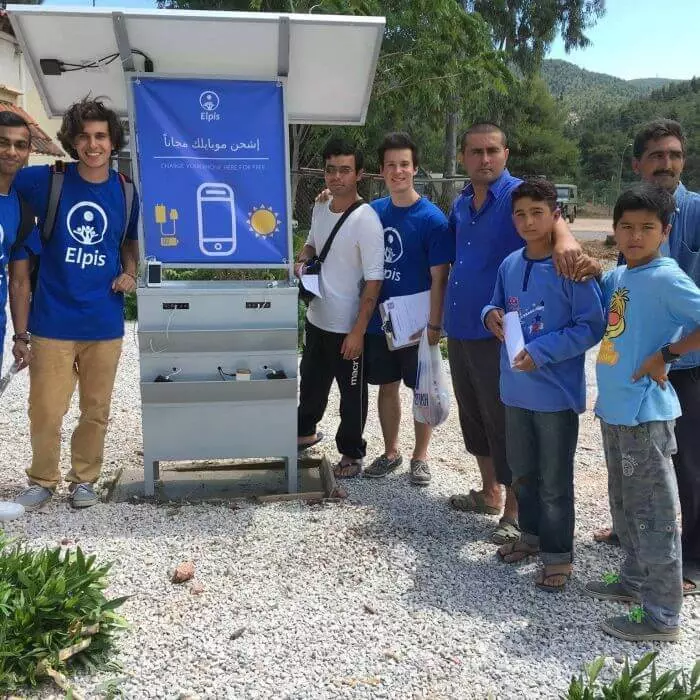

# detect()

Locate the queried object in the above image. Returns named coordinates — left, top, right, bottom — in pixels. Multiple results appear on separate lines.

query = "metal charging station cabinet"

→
left=137, top=282, right=299, bottom=494
left=8, top=6, right=385, bottom=497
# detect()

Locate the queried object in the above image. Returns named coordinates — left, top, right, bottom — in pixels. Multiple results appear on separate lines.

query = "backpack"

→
left=10, top=161, right=137, bottom=289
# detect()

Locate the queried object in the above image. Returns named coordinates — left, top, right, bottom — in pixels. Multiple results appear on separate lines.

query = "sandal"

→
left=535, top=564, right=572, bottom=593
left=449, top=489, right=501, bottom=515
left=492, top=518, right=521, bottom=545
left=683, top=573, right=700, bottom=597
left=593, top=527, right=620, bottom=546
left=497, top=538, right=538, bottom=564
left=298, top=432, right=324, bottom=453
left=333, top=459, right=363, bottom=479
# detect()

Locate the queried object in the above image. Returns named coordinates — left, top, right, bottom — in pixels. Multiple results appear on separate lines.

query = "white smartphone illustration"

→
left=197, top=182, right=236, bottom=256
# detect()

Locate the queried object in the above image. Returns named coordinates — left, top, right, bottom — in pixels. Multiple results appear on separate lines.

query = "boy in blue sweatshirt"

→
left=584, top=183, right=700, bottom=642
left=482, top=179, right=606, bottom=592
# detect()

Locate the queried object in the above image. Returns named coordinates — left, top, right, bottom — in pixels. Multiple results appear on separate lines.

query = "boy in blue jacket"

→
left=584, top=183, right=700, bottom=642
left=482, top=179, right=606, bottom=592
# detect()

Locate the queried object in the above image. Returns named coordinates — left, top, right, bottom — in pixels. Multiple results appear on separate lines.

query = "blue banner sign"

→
left=132, top=78, right=289, bottom=265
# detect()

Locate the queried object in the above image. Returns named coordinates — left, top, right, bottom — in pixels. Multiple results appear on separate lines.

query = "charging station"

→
left=8, top=6, right=384, bottom=497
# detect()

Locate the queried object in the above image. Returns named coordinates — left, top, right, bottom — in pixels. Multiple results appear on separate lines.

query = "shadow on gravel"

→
left=341, top=476, right=638, bottom=668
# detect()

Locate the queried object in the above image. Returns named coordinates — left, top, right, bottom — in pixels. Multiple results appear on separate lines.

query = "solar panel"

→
left=7, top=6, right=385, bottom=124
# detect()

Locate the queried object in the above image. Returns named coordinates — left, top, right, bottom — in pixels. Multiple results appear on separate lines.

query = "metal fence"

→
left=291, top=169, right=468, bottom=230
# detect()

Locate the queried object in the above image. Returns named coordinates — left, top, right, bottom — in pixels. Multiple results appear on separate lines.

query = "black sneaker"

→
left=601, top=608, right=680, bottom=642
left=584, top=575, right=640, bottom=603
left=364, top=453, right=403, bottom=478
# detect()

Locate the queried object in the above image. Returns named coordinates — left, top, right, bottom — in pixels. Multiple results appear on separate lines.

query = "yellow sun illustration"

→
left=247, top=206, right=280, bottom=237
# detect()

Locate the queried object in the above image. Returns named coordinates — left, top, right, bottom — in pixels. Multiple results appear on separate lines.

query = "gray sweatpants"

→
left=601, top=420, right=682, bottom=630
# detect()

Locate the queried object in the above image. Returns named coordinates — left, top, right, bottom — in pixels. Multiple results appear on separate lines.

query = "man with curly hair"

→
left=12, top=97, right=139, bottom=510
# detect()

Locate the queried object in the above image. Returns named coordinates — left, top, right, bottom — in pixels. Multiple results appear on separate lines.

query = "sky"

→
left=547, top=0, right=700, bottom=81
left=41, top=0, right=700, bottom=82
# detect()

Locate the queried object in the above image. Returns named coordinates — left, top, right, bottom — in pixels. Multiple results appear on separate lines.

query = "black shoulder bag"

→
left=299, top=199, right=364, bottom=305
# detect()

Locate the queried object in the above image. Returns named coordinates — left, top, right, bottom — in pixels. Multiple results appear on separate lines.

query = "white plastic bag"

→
left=413, top=328, right=450, bottom=426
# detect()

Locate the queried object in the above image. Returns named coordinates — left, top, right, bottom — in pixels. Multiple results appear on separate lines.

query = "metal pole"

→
left=617, top=142, right=632, bottom=196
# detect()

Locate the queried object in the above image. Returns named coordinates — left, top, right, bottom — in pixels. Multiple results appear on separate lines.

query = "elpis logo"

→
left=199, top=90, right=221, bottom=122
left=384, top=227, right=403, bottom=282
left=64, top=202, right=107, bottom=269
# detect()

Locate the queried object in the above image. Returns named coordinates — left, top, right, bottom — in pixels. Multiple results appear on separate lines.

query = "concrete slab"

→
left=109, top=457, right=331, bottom=504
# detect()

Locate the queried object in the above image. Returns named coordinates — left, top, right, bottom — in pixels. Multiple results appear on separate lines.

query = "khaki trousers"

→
left=27, top=335, right=123, bottom=489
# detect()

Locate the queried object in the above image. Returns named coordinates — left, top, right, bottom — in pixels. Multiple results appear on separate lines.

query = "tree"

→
left=465, top=0, right=606, bottom=76
left=370, top=0, right=510, bottom=183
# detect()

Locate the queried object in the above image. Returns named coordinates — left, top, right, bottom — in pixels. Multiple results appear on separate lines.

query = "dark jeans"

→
left=668, top=366, right=700, bottom=569
left=601, top=420, right=682, bottom=630
left=297, top=320, right=368, bottom=460
left=506, top=406, right=578, bottom=564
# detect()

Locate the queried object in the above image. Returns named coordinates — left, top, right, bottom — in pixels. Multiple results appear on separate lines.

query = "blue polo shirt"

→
left=444, top=169, right=523, bottom=340
left=664, top=182, right=700, bottom=370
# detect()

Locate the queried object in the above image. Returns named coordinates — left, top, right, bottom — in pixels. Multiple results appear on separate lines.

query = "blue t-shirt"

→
left=595, top=257, right=700, bottom=426
left=482, top=249, right=606, bottom=414
left=444, top=170, right=524, bottom=340
left=0, top=187, right=21, bottom=346
left=13, top=164, right=139, bottom=341
left=367, top=196, right=452, bottom=335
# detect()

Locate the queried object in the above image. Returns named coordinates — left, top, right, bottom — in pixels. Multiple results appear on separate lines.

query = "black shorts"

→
left=364, top=333, right=419, bottom=389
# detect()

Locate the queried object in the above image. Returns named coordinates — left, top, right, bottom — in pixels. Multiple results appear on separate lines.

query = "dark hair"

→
left=377, top=131, right=419, bottom=169
left=0, top=111, right=32, bottom=143
left=321, top=137, right=364, bottom=172
left=57, top=97, right=124, bottom=159
left=511, top=178, right=558, bottom=212
left=633, top=119, right=686, bottom=159
left=459, top=122, right=507, bottom=152
left=613, top=182, right=676, bottom=228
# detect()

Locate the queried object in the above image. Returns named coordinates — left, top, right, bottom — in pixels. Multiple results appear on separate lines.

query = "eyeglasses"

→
left=324, top=166, right=354, bottom=176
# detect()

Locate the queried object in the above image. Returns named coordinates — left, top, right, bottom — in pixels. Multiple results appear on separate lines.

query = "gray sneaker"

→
left=584, top=578, right=640, bottom=603
left=69, top=483, right=99, bottom=508
left=601, top=610, right=680, bottom=642
left=409, top=459, right=431, bottom=486
left=15, top=484, right=54, bottom=510
left=364, top=453, right=403, bottom=478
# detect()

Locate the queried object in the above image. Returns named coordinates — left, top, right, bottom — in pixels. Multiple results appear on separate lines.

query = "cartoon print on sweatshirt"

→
left=598, top=287, right=629, bottom=366
left=519, top=299, right=546, bottom=335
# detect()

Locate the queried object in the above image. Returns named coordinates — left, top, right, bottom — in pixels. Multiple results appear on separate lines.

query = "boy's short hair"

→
left=633, top=119, right=686, bottom=159
left=613, top=182, right=676, bottom=227
left=57, top=97, right=124, bottom=159
left=377, top=132, right=419, bottom=169
left=0, top=111, right=32, bottom=144
left=321, top=137, right=364, bottom=172
left=511, top=178, right=558, bottom=212
left=459, top=122, right=507, bottom=152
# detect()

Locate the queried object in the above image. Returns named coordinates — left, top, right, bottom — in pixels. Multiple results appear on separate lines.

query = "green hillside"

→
left=577, top=78, right=700, bottom=198
left=541, top=59, right=677, bottom=117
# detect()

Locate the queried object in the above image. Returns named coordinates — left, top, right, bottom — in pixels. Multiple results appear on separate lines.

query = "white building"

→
left=0, top=9, right=63, bottom=162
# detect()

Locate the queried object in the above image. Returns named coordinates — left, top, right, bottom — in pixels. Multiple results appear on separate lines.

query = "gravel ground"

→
left=1, top=324, right=698, bottom=699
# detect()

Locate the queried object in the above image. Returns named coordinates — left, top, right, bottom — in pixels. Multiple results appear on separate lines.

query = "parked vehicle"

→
left=555, top=183, right=578, bottom=223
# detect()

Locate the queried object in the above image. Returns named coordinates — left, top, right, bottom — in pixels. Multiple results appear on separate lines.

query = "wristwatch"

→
left=660, top=343, right=681, bottom=364
left=12, top=331, right=31, bottom=343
